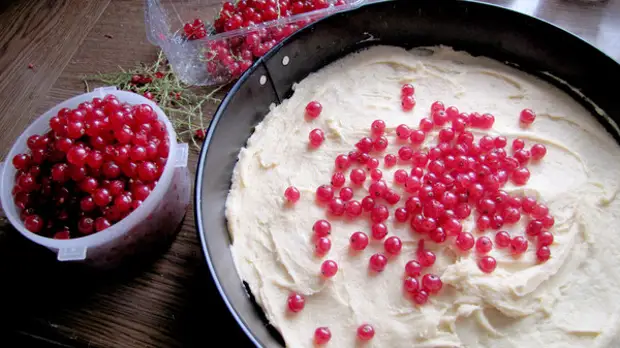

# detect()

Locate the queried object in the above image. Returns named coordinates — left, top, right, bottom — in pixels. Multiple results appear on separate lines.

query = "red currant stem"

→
left=82, top=50, right=228, bottom=150
left=202, top=48, right=218, bottom=63
left=229, top=50, right=246, bottom=63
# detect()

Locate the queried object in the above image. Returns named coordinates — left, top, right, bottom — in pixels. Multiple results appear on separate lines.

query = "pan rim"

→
left=194, top=1, right=619, bottom=347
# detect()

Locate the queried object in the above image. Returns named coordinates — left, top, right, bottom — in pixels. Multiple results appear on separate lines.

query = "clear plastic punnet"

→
left=0, top=87, right=191, bottom=269
left=145, top=0, right=366, bottom=86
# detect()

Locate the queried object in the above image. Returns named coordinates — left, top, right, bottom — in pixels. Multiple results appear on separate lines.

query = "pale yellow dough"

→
left=226, top=46, right=620, bottom=348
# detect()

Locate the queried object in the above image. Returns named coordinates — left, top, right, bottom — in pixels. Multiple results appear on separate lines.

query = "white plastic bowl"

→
left=0, top=87, right=191, bottom=268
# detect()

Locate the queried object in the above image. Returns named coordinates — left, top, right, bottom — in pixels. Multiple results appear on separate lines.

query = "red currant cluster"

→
left=11, top=95, right=170, bottom=240
left=130, top=74, right=153, bottom=86
left=204, top=21, right=310, bottom=79
left=194, top=129, right=206, bottom=140
left=283, top=84, right=556, bottom=345
left=184, top=0, right=347, bottom=80
left=212, top=0, right=346, bottom=33
left=127, top=74, right=163, bottom=101
left=183, top=19, right=208, bottom=40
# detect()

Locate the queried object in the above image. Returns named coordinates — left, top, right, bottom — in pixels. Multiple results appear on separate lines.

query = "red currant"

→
left=284, top=186, right=300, bottom=203
left=357, top=324, right=375, bottom=341
left=136, top=161, right=157, bottom=181
left=531, top=144, right=547, bottom=160
left=401, top=84, right=414, bottom=96
left=24, top=214, right=44, bottom=233
left=287, top=293, right=305, bottom=312
left=419, top=118, right=433, bottom=132
left=412, top=290, right=429, bottom=305
left=512, top=138, right=525, bottom=152
left=373, top=136, right=388, bottom=152
left=12, top=154, right=31, bottom=170
left=405, top=260, right=422, bottom=277
left=394, top=207, right=409, bottom=222
left=369, top=253, right=388, bottom=272
left=421, top=273, right=442, bottom=293
left=520, top=108, right=536, bottom=125
left=475, top=236, right=493, bottom=253
left=361, top=196, right=375, bottom=212
left=368, top=180, right=387, bottom=198
left=432, top=110, right=448, bottom=126
left=478, top=256, right=497, bottom=273
left=404, top=277, right=419, bottom=293
left=538, top=231, right=554, bottom=246
left=429, top=227, right=447, bottom=243
left=511, top=167, right=530, bottom=185
left=371, top=223, right=388, bottom=240
left=371, top=119, right=386, bottom=135
left=350, top=168, right=366, bottom=185
left=402, top=95, right=416, bottom=111
left=321, top=260, right=338, bottom=278
left=344, top=200, right=362, bottom=217
left=315, top=237, right=331, bottom=255
left=537, top=246, right=551, bottom=262
left=495, top=231, right=511, bottom=248
left=328, top=198, right=345, bottom=216
left=334, top=154, right=350, bottom=170
left=67, top=146, right=88, bottom=166
left=350, top=231, right=369, bottom=251
left=305, top=101, right=322, bottom=118
left=455, top=232, right=475, bottom=251
left=314, top=327, right=331, bottom=345
left=418, top=250, right=436, bottom=267
left=309, top=128, right=325, bottom=147
left=370, top=204, right=389, bottom=223
left=396, top=124, right=411, bottom=140
left=94, top=217, right=112, bottom=232
left=510, top=236, right=528, bottom=255
left=384, top=236, right=402, bottom=254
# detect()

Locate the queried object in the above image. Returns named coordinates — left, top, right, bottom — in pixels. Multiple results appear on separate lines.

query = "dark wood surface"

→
left=0, top=0, right=617, bottom=347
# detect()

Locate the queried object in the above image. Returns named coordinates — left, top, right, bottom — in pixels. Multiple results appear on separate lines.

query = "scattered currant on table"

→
left=12, top=95, right=169, bottom=239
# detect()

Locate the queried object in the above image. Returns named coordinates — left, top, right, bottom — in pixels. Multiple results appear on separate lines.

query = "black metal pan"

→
left=195, top=1, right=620, bottom=346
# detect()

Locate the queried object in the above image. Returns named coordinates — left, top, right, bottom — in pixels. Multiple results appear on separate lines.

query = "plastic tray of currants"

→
left=144, top=0, right=367, bottom=86
left=0, top=87, right=191, bottom=269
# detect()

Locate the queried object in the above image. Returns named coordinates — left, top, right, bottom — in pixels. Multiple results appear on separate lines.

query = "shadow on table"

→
left=175, top=254, right=254, bottom=348
left=0, top=220, right=252, bottom=347
left=0, top=225, right=171, bottom=316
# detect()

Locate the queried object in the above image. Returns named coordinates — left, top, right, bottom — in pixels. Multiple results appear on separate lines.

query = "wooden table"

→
left=0, top=0, right=617, bottom=347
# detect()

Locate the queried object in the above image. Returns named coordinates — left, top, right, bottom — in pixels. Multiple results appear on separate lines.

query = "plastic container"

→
left=0, top=87, right=191, bottom=269
left=145, top=0, right=366, bottom=86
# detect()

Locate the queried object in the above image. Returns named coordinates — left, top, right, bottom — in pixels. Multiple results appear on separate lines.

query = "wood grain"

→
left=0, top=0, right=618, bottom=347
left=1, top=0, right=246, bottom=347
left=0, top=0, right=111, bottom=160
